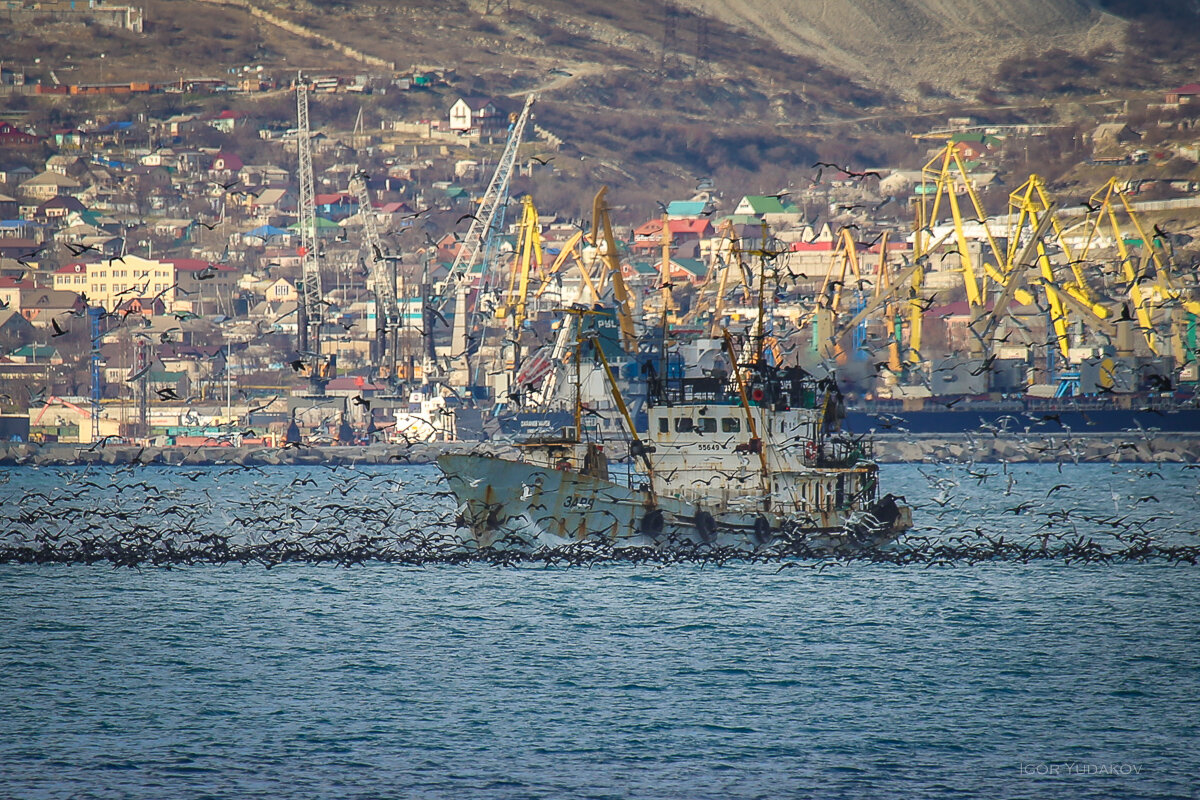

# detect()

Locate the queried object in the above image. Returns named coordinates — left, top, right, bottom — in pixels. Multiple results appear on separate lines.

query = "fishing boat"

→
left=437, top=333, right=911, bottom=551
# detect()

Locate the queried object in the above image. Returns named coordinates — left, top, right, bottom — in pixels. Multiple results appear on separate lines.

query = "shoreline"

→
left=2, top=433, right=1198, bottom=467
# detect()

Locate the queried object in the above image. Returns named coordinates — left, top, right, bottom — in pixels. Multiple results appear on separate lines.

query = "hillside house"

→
left=210, top=151, right=245, bottom=175
left=1088, top=123, right=1142, bottom=153
left=0, top=122, right=39, bottom=148
left=205, top=110, right=246, bottom=134
left=632, top=218, right=713, bottom=254
left=45, top=155, right=90, bottom=178
left=16, top=288, right=84, bottom=327
left=0, top=308, right=35, bottom=352
left=239, top=164, right=290, bottom=188
left=0, top=277, right=36, bottom=311
left=250, top=187, right=296, bottom=215
left=7, top=344, right=63, bottom=365
left=448, top=96, right=506, bottom=138
left=0, top=166, right=35, bottom=185
left=665, top=200, right=714, bottom=218
left=18, top=172, right=83, bottom=201
left=0, top=237, right=44, bottom=262
left=171, top=259, right=239, bottom=315
left=114, top=296, right=167, bottom=320
left=314, top=192, right=357, bottom=221
left=35, top=196, right=87, bottom=223
left=1165, top=83, right=1200, bottom=105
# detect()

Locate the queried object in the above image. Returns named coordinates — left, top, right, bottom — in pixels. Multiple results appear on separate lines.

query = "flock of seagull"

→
left=0, top=458, right=1196, bottom=569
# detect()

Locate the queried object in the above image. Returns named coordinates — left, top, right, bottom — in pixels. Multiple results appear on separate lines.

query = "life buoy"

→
left=804, top=441, right=818, bottom=461
left=640, top=509, right=665, bottom=537
left=694, top=510, right=717, bottom=543
left=753, top=516, right=772, bottom=545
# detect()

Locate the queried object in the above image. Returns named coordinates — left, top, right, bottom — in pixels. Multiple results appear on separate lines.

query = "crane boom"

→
left=350, top=170, right=402, bottom=371
left=436, top=93, right=537, bottom=318
left=295, top=74, right=323, bottom=356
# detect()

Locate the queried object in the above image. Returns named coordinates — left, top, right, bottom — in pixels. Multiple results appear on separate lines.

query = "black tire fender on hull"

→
left=752, top=516, right=772, bottom=545
left=694, top=509, right=717, bottom=543
left=640, top=509, right=665, bottom=537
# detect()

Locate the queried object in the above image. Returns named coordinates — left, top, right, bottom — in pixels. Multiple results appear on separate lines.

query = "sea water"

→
left=0, top=463, right=1196, bottom=799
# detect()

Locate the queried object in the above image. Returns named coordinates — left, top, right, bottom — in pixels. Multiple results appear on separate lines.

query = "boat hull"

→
left=436, top=453, right=910, bottom=552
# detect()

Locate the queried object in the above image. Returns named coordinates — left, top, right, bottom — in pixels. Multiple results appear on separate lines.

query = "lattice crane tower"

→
left=295, top=73, right=323, bottom=355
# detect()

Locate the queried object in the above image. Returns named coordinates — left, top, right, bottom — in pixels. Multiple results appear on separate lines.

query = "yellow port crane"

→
left=496, top=195, right=544, bottom=334
left=917, top=143, right=1039, bottom=361
left=590, top=186, right=638, bottom=355
left=999, top=175, right=1111, bottom=361
left=1068, top=177, right=1200, bottom=363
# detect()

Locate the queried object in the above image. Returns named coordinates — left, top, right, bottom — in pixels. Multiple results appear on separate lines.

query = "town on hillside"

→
left=3, top=62, right=1200, bottom=446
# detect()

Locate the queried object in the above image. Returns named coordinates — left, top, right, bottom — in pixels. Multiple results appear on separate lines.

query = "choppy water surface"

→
left=1, top=464, right=1197, bottom=799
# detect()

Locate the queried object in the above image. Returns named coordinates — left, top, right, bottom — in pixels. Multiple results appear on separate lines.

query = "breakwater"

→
left=2, top=434, right=1198, bottom=467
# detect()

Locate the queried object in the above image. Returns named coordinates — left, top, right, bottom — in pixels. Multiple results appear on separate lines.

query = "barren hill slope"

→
left=684, top=0, right=1125, bottom=96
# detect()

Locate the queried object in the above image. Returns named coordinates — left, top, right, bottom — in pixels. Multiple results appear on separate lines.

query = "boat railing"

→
left=818, top=435, right=874, bottom=467
left=650, top=370, right=828, bottom=410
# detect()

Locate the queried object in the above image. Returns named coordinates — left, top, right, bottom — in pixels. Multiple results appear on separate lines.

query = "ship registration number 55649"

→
left=563, top=497, right=594, bottom=510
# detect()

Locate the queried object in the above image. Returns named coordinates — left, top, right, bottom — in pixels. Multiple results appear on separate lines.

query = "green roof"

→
left=626, top=260, right=660, bottom=275
left=670, top=257, right=707, bottom=278
left=951, top=132, right=1001, bottom=147
left=287, top=216, right=340, bottom=230
left=742, top=195, right=787, bottom=214
left=11, top=344, right=59, bottom=358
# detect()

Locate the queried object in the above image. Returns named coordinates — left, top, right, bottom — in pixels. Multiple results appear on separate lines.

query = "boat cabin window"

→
left=721, top=417, right=740, bottom=433
left=658, top=418, right=669, bottom=433
left=675, top=418, right=695, bottom=433
left=697, top=417, right=717, bottom=433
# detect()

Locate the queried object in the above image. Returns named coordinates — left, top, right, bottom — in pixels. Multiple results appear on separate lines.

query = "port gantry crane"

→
left=349, top=169, right=403, bottom=381
left=431, top=92, right=537, bottom=386
left=295, top=73, right=330, bottom=392
left=916, top=142, right=1039, bottom=362
left=1070, top=177, right=1200, bottom=368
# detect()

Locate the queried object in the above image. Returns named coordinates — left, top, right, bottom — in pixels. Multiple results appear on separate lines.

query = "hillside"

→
left=687, top=0, right=1126, bottom=97
left=8, top=0, right=1200, bottom=209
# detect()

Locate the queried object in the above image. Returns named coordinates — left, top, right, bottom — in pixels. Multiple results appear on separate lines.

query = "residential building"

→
left=448, top=96, right=506, bottom=138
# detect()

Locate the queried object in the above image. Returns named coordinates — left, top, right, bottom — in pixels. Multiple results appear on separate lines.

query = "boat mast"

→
left=722, top=328, right=772, bottom=507
left=587, top=332, right=655, bottom=500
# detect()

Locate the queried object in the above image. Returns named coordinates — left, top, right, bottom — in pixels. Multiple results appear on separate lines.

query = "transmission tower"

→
left=694, top=15, right=710, bottom=78
left=295, top=73, right=323, bottom=359
left=660, top=0, right=677, bottom=75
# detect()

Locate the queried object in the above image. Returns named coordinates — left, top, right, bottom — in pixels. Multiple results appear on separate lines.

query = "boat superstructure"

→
left=437, top=342, right=910, bottom=550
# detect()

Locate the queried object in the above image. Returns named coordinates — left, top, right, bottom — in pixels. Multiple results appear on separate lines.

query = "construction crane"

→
left=590, top=186, right=638, bottom=355
left=350, top=169, right=402, bottom=379
left=295, top=73, right=329, bottom=391
left=433, top=93, right=537, bottom=381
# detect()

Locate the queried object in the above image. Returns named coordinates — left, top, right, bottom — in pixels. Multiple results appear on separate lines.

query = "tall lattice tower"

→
left=660, top=0, right=677, bottom=76
left=295, top=73, right=323, bottom=356
left=694, top=15, right=710, bottom=78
